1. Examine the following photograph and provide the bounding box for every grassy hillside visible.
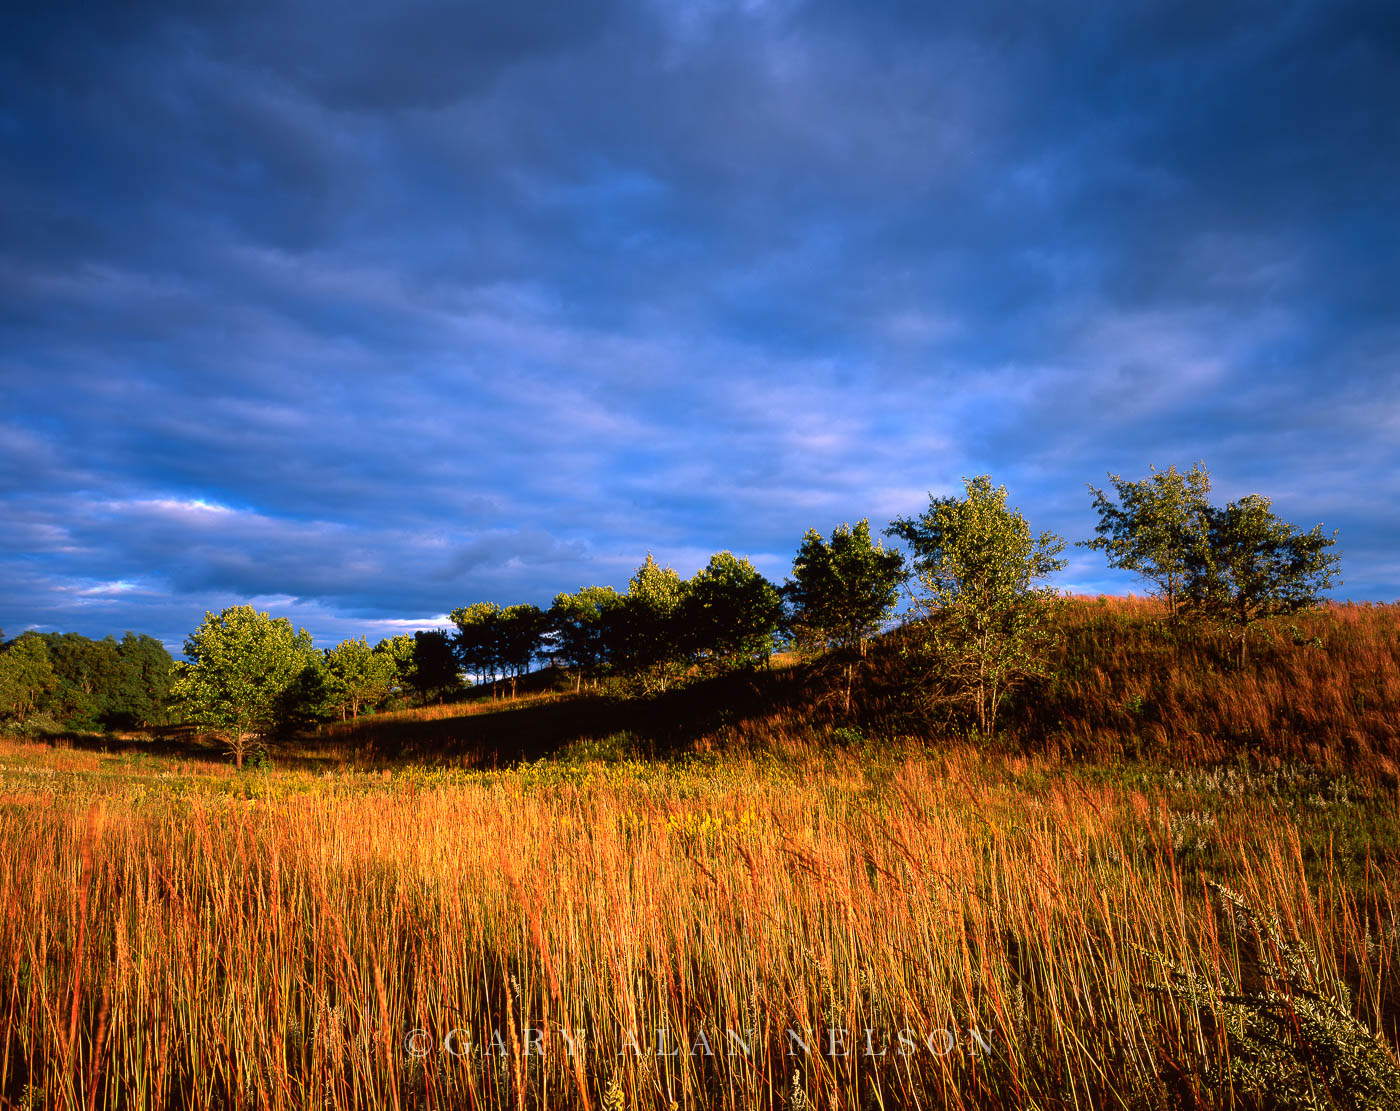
[294,598,1400,778]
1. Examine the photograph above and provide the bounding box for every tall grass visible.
[1003,599,1400,772]
[1,737,1396,1109]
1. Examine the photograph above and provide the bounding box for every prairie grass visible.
[1,730,1397,1109]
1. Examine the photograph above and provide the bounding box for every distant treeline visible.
[1,463,1343,750]
[0,631,175,732]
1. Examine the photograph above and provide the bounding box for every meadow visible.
[2,600,1399,1109]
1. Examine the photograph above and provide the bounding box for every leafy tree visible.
[1184,494,1341,666]
[549,586,624,690]
[373,634,419,703]
[33,631,175,730]
[616,554,691,693]
[685,551,783,674]
[34,633,122,729]
[323,637,396,720]
[784,521,905,713]
[0,634,59,723]
[111,633,175,727]
[170,606,320,768]
[888,476,1066,736]
[497,604,550,697]
[1080,462,1213,621]
[408,630,463,702]
[450,603,503,688]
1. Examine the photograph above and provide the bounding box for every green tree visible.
[0,634,59,723]
[35,631,175,730]
[784,521,905,713]
[450,603,502,689]
[34,632,121,729]
[169,606,320,768]
[323,637,396,720]
[373,634,419,704]
[111,633,176,727]
[685,551,783,674]
[616,554,691,693]
[549,586,624,690]
[497,604,550,698]
[888,476,1066,736]
[1081,462,1213,621]
[1184,494,1341,666]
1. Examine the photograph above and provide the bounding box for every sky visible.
[2,0,1397,652]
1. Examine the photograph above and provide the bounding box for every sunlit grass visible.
[1,730,1397,1109]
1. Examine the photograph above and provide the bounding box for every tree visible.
[1080,462,1213,621]
[408,630,463,702]
[0,634,59,723]
[110,633,175,728]
[888,476,1066,736]
[34,632,122,729]
[685,551,783,674]
[373,634,419,703]
[35,631,175,730]
[496,604,550,698]
[323,637,396,720]
[615,554,691,693]
[784,521,905,713]
[1184,494,1341,666]
[170,606,320,768]
[549,586,624,690]
[450,603,503,689]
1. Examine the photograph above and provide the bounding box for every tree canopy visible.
[891,476,1066,736]
[1080,462,1212,620]
[784,520,905,711]
[1184,494,1341,664]
[170,606,320,767]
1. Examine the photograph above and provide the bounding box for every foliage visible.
[684,551,783,675]
[169,606,321,768]
[549,586,624,689]
[450,602,503,686]
[1149,883,1400,1110]
[323,637,397,720]
[614,553,691,694]
[1184,494,1342,665]
[889,476,1066,736]
[449,603,549,697]
[406,630,463,702]
[496,604,550,697]
[0,634,59,723]
[372,634,419,703]
[21,632,176,730]
[784,520,904,712]
[1080,462,1213,620]
[109,632,177,727]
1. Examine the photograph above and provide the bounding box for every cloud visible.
[2,0,1397,649]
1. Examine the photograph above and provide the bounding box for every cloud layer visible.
[3,0,1396,649]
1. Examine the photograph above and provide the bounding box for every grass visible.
[2,597,1398,1108]
[1,735,1398,1109]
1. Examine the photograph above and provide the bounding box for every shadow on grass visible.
[298,663,823,768]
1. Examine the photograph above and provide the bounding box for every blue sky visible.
[2,0,1397,651]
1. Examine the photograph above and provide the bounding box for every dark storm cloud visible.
[2,0,1396,648]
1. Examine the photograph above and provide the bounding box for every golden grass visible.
[1,736,1396,1109]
